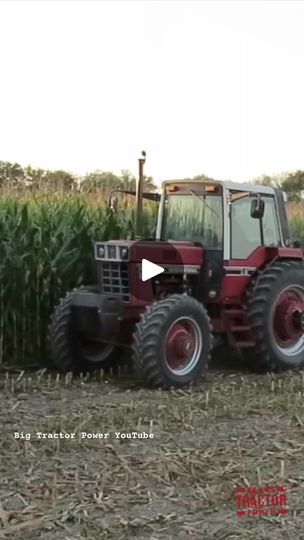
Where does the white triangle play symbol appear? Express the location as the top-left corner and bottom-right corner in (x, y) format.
(141, 259), (164, 282)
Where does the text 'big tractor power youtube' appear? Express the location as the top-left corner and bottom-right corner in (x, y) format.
(48, 152), (304, 388)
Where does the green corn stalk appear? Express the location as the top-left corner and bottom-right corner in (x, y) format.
(0, 191), (156, 367)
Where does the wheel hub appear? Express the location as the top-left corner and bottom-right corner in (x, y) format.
(273, 287), (304, 353)
(164, 317), (202, 375)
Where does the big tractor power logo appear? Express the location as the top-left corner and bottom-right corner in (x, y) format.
(235, 486), (288, 517)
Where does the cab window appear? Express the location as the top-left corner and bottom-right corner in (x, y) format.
(230, 194), (281, 259)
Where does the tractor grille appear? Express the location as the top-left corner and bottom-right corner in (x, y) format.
(99, 262), (130, 302)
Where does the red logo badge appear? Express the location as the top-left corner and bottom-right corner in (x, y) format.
(235, 486), (288, 517)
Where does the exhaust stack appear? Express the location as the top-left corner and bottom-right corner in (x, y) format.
(135, 150), (146, 239)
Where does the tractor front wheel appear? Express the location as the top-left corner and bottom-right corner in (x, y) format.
(247, 260), (304, 371)
(47, 286), (121, 373)
(132, 294), (213, 388)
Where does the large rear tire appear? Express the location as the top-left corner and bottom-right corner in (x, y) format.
(247, 260), (304, 372)
(47, 286), (121, 373)
(132, 294), (213, 388)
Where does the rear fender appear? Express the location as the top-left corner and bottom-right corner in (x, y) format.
(220, 246), (304, 301)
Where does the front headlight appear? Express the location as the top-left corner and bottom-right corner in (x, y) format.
(96, 244), (105, 258)
(119, 246), (129, 260)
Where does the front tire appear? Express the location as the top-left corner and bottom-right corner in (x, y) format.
(47, 286), (121, 373)
(132, 294), (213, 388)
(247, 260), (304, 372)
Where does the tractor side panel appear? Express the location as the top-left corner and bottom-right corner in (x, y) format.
(129, 262), (154, 306)
(128, 242), (204, 307)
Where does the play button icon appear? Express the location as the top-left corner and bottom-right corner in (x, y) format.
(129, 238), (185, 302)
(142, 259), (164, 282)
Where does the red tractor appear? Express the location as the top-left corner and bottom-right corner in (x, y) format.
(48, 153), (304, 388)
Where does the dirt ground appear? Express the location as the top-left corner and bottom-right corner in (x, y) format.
(0, 354), (304, 540)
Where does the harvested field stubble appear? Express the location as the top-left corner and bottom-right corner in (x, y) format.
(0, 366), (304, 539)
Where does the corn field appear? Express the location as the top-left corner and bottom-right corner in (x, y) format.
(0, 192), (303, 368)
(0, 192), (157, 367)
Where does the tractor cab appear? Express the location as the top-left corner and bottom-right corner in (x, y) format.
(155, 178), (292, 302)
(158, 177), (291, 255)
(48, 154), (304, 390)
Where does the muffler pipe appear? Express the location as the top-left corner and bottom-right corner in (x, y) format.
(135, 150), (146, 239)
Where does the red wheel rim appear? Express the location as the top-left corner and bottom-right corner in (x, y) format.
(164, 316), (202, 375)
(272, 286), (304, 355)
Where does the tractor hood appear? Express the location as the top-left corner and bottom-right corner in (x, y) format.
(130, 240), (203, 267)
(94, 239), (203, 268)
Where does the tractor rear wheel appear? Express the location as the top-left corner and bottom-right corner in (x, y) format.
(247, 260), (304, 372)
(47, 286), (121, 373)
(132, 294), (212, 388)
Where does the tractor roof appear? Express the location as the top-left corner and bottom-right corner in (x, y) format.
(162, 178), (276, 195)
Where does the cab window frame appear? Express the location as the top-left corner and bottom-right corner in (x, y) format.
(230, 192), (281, 260)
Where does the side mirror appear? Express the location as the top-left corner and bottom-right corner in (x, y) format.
(250, 195), (265, 219)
